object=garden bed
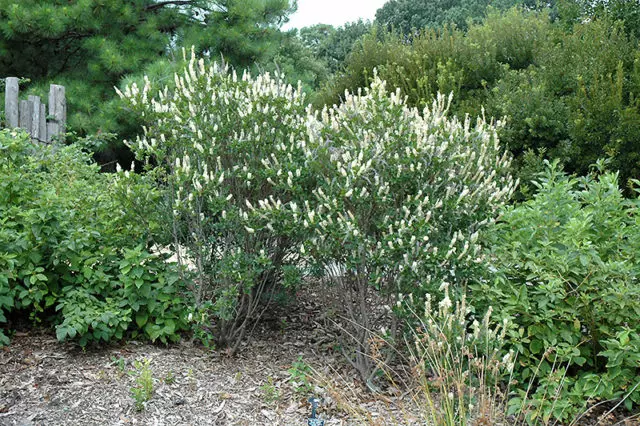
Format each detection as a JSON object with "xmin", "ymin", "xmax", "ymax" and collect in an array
[
  {"xmin": 0, "ymin": 288, "xmax": 416, "ymax": 426},
  {"xmin": 0, "ymin": 286, "xmax": 637, "ymax": 426}
]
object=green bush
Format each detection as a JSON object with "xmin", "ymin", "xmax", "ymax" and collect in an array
[
  {"xmin": 475, "ymin": 160, "xmax": 640, "ymax": 421},
  {"xmin": 119, "ymin": 49, "xmax": 314, "ymax": 353},
  {"xmin": 490, "ymin": 17, "xmax": 640, "ymax": 191},
  {"xmin": 0, "ymin": 129, "xmax": 188, "ymax": 345},
  {"xmin": 302, "ymin": 77, "xmax": 516, "ymax": 383}
]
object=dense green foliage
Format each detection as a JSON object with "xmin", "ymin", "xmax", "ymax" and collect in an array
[
  {"xmin": 316, "ymin": 9, "xmax": 552, "ymax": 112},
  {"xmin": 318, "ymin": 7, "xmax": 640, "ymax": 192},
  {"xmin": 565, "ymin": 0, "xmax": 640, "ymax": 38},
  {"xmin": 375, "ymin": 0, "xmax": 542, "ymax": 33},
  {"xmin": 2, "ymin": 0, "xmax": 640, "ymax": 421},
  {"xmin": 476, "ymin": 161, "xmax": 640, "ymax": 421},
  {"xmin": 0, "ymin": 129, "xmax": 188, "ymax": 345},
  {"xmin": 491, "ymin": 16, "xmax": 640, "ymax": 193}
]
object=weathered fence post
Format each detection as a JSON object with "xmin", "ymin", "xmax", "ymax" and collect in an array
[
  {"xmin": 18, "ymin": 99, "xmax": 31, "ymax": 131},
  {"xmin": 48, "ymin": 84, "xmax": 66, "ymax": 142},
  {"xmin": 39, "ymin": 103, "xmax": 46, "ymax": 141},
  {"xmin": 3, "ymin": 77, "xmax": 66, "ymax": 143},
  {"xmin": 4, "ymin": 77, "xmax": 19, "ymax": 128},
  {"xmin": 28, "ymin": 95, "xmax": 41, "ymax": 141}
]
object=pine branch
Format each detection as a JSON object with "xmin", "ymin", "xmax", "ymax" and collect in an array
[{"xmin": 144, "ymin": 0, "xmax": 198, "ymax": 12}]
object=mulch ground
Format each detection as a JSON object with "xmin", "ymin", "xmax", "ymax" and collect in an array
[
  {"xmin": 0, "ymin": 287, "xmax": 415, "ymax": 426},
  {"xmin": 0, "ymin": 285, "xmax": 638, "ymax": 426}
]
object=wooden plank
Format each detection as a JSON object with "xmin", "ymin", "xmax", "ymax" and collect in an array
[
  {"xmin": 29, "ymin": 95, "xmax": 40, "ymax": 140},
  {"xmin": 39, "ymin": 103, "xmax": 46, "ymax": 143},
  {"xmin": 48, "ymin": 84, "xmax": 66, "ymax": 142},
  {"xmin": 18, "ymin": 99, "xmax": 31, "ymax": 132},
  {"xmin": 4, "ymin": 77, "xmax": 19, "ymax": 128},
  {"xmin": 47, "ymin": 122, "xmax": 56, "ymax": 143}
]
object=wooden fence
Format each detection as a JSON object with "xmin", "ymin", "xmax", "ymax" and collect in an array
[{"xmin": 3, "ymin": 77, "xmax": 66, "ymax": 143}]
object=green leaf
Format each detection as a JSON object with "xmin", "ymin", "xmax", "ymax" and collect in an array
[
  {"xmin": 139, "ymin": 285, "xmax": 151, "ymax": 299},
  {"xmin": 56, "ymin": 327, "xmax": 68, "ymax": 341},
  {"xmin": 135, "ymin": 311, "xmax": 149, "ymax": 328},
  {"xmin": 82, "ymin": 267, "xmax": 93, "ymax": 279},
  {"xmin": 530, "ymin": 339, "xmax": 544, "ymax": 355},
  {"xmin": 620, "ymin": 331, "xmax": 630, "ymax": 347},
  {"xmin": 163, "ymin": 319, "xmax": 176, "ymax": 334}
]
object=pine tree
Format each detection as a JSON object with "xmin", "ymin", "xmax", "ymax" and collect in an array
[{"xmin": 0, "ymin": 0, "xmax": 296, "ymax": 136}]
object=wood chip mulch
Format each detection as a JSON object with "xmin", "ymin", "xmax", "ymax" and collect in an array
[{"xmin": 0, "ymin": 286, "xmax": 638, "ymax": 426}]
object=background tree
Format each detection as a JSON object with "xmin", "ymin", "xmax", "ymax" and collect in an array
[
  {"xmin": 256, "ymin": 29, "xmax": 331, "ymax": 94},
  {"xmin": 299, "ymin": 20, "xmax": 372, "ymax": 74},
  {"xmin": 374, "ymin": 0, "xmax": 540, "ymax": 33},
  {"xmin": 559, "ymin": 0, "xmax": 640, "ymax": 38},
  {"xmin": 179, "ymin": 0, "xmax": 297, "ymax": 68},
  {"xmin": 0, "ymin": 0, "xmax": 296, "ymax": 144}
]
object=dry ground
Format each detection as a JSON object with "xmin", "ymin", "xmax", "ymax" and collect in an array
[
  {"xmin": 0, "ymin": 289, "xmax": 415, "ymax": 426},
  {"xmin": 0, "ymin": 286, "xmax": 638, "ymax": 426}
]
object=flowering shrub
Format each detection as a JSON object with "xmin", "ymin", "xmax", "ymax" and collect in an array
[
  {"xmin": 300, "ymin": 76, "xmax": 516, "ymax": 381},
  {"xmin": 119, "ymin": 49, "xmax": 314, "ymax": 353},
  {"xmin": 119, "ymin": 50, "xmax": 514, "ymax": 364}
]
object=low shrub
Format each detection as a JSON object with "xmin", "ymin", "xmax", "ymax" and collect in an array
[
  {"xmin": 118, "ymin": 49, "xmax": 515, "ymax": 371},
  {"xmin": 475, "ymin": 160, "xmax": 640, "ymax": 421},
  {"xmin": 0, "ymin": 129, "xmax": 188, "ymax": 345}
]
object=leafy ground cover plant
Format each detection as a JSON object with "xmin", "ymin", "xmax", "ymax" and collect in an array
[
  {"xmin": 475, "ymin": 160, "xmax": 640, "ymax": 422},
  {"xmin": 288, "ymin": 356, "xmax": 315, "ymax": 396},
  {"xmin": 119, "ymin": 49, "xmax": 315, "ymax": 353},
  {"xmin": 0, "ymin": 129, "xmax": 188, "ymax": 345},
  {"xmin": 300, "ymin": 75, "xmax": 516, "ymax": 384},
  {"xmin": 260, "ymin": 376, "xmax": 281, "ymax": 404}
]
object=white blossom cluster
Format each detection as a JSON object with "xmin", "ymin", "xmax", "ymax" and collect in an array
[
  {"xmin": 300, "ymin": 76, "xmax": 517, "ymax": 295},
  {"xmin": 118, "ymin": 48, "xmax": 313, "ymax": 255},
  {"xmin": 117, "ymin": 50, "xmax": 516, "ymax": 314}
]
